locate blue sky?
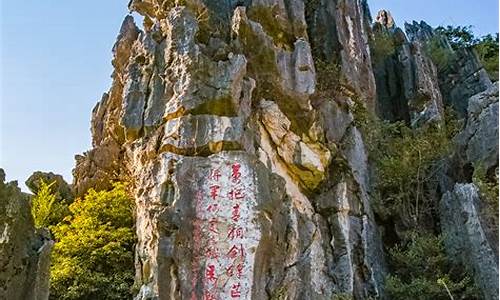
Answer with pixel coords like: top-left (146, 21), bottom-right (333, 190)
top-left (369, 0), bottom-right (499, 36)
top-left (1, 0), bottom-right (498, 190)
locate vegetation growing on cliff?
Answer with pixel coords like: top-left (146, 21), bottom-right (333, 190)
top-left (50, 183), bottom-right (135, 300)
top-left (371, 121), bottom-right (456, 228)
top-left (385, 233), bottom-right (480, 300)
top-left (472, 164), bottom-right (499, 234)
top-left (31, 179), bottom-right (70, 229)
top-left (370, 29), bottom-right (396, 65)
top-left (314, 58), bottom-right (343, 96)
top-left (474, 34), bottom-right (499, 81)
top-left (362, 107), bottom-right (481, 298)
top-left (435, 25), bottom-right (499, 80)
top-left (425, 36), bottom-right (456, 72)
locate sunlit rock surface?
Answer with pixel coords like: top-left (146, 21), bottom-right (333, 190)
top-left (0, 169), bottom-right (53, 300)
top-left (72, 2), bottom-right (497, 299)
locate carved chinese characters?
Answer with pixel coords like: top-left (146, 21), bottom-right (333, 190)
top-left (192, 157), bottom-right (260, 300)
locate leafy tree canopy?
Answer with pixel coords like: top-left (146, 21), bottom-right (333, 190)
top-left (50, 183), bottom-right (136, 300)
top-left (31, 179), bottom-right (70, 229)
top-left (435, 25), bottom-right (498, 80)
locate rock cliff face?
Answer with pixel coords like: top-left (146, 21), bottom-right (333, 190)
top-left (373, 10), bottom-right (444, 127)
top-left (0, 169), bottom-right (53, 300)
top-left (371, 12), bottom-right (498, 297)
top-left (440, 83), bottom-right (499, 300)
top-left (72, 2), bottom-right (497, 299)
top-left (74, 1), bottom-right (386, 299)
top-left (405, 21), bottom-right (492, 118)
top-left (441, 184), bottom-right (498, 300)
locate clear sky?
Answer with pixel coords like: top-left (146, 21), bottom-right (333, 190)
top-left (1, 0), bottom-right (498, 190)
top-left (369, 0), bottom-right (499, 36)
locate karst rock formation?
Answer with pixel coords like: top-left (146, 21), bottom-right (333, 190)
top-left (74, 1), bottom-right (387, 298)
top-left (0, 169), bottom-right (53, 300)
top-left (70, 2), bottom-right (498, 299)
top-left (2, 1), bottom-right (497, 300)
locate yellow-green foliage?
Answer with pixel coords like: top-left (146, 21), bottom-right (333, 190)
top-left (386, 233), bottom-right (480, 300)
top-left (31, 180), bottom-right (69, 229)
top-left (247, 6), bottom-right (295, 50)
top-left (331, 293), bottom-right (354, 300)
top-left (50, 183), bottom-right (135, 300)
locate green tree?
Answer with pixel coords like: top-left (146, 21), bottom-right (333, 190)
top-left (370, 28), bottom-right (397, 65)
top-left (386, 233), bottom-right (480, 300)
top-left (50, 183), bottom-right (136, 300)
top-left (371, 120), bottom-right (456, 229)
top-left (31, 179), bottom-right (69, 229)
top-left (435, 25), bottom-right (478, 49)
top-left (434, 25), bottom-right (498, 80)
top-left (426, 35), bottom-right (456, 72)
top-left (475, 34), bottom-right (499, 81)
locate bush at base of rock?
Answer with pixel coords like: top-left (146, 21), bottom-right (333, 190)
top-left (385, 233), bottom-right (480, 300)
top-left (50, 183), bottom-right (135, 300)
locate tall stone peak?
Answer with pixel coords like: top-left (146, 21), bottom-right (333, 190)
top-left (73, 1), bottom-right (387, 299)
top-left (404, 20), bottom-right (435, 42)
top-left (66, 1), bottom-right (498, 299)
top-left (375, 9), bottom-right (395, 29)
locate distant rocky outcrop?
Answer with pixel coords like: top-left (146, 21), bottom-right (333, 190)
top-left (0, 169), bottom-right (53, 300)
top-left (405, 21), bottom-right (492, 118)
top-left (373, 10), bottom-right (444, 127)
top-left (25, 171), bottom-right (73, 202)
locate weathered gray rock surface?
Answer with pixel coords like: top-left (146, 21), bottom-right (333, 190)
top-left (440, 82), bottom-right (499, 299)
top-left (73, 1), bottom-right (388, 299)
top-left (0, 169), bottom-right (53, 300)
top-left (456, 83), bottom-right (499, 172)
top-left (25, 171), bottom-right (73, 203)
top-left (441, 184), bottom-right (498, 300)
top-left (373, 10), bottom-right (444, 127)
top-left (405, 20), bottom-right (492, 117)
top-left (71, 2), bottom-right (497, 300)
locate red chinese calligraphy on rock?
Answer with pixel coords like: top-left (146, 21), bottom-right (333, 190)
top-left (204, 291), bottom-right (217, 300)
top-left (205, 264), bottom-right (218, 284)
top-left (208, 218), bottom-right (219, 234)
top-left (209, 185), bottom-right (220, 200)
top-left (205, 239), bottom-right (220, 259)
top-left (225, 263), bottom-right (244, 278)
top-left (226, 264), bottom-right (234, 277)
top-left (236, 263), bottom-right (244, 278)
top-left (227, 244), bottom-right (245, 259)
top-left (228, 188), bottom-right (245, 201)
top-left (230, 282), bottom-right (242, 298)
top-left (227, 225), bottom-right (244, 240)
top-left (207, 203), bottom-right (219, 213)
top-left (231, 163), bottom-right (242, 183)
top-left (231, 204), bottom-right (241, 222)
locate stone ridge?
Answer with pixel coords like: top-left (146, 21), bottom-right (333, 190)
top-left (0, 169), bottom-right (53, 300)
